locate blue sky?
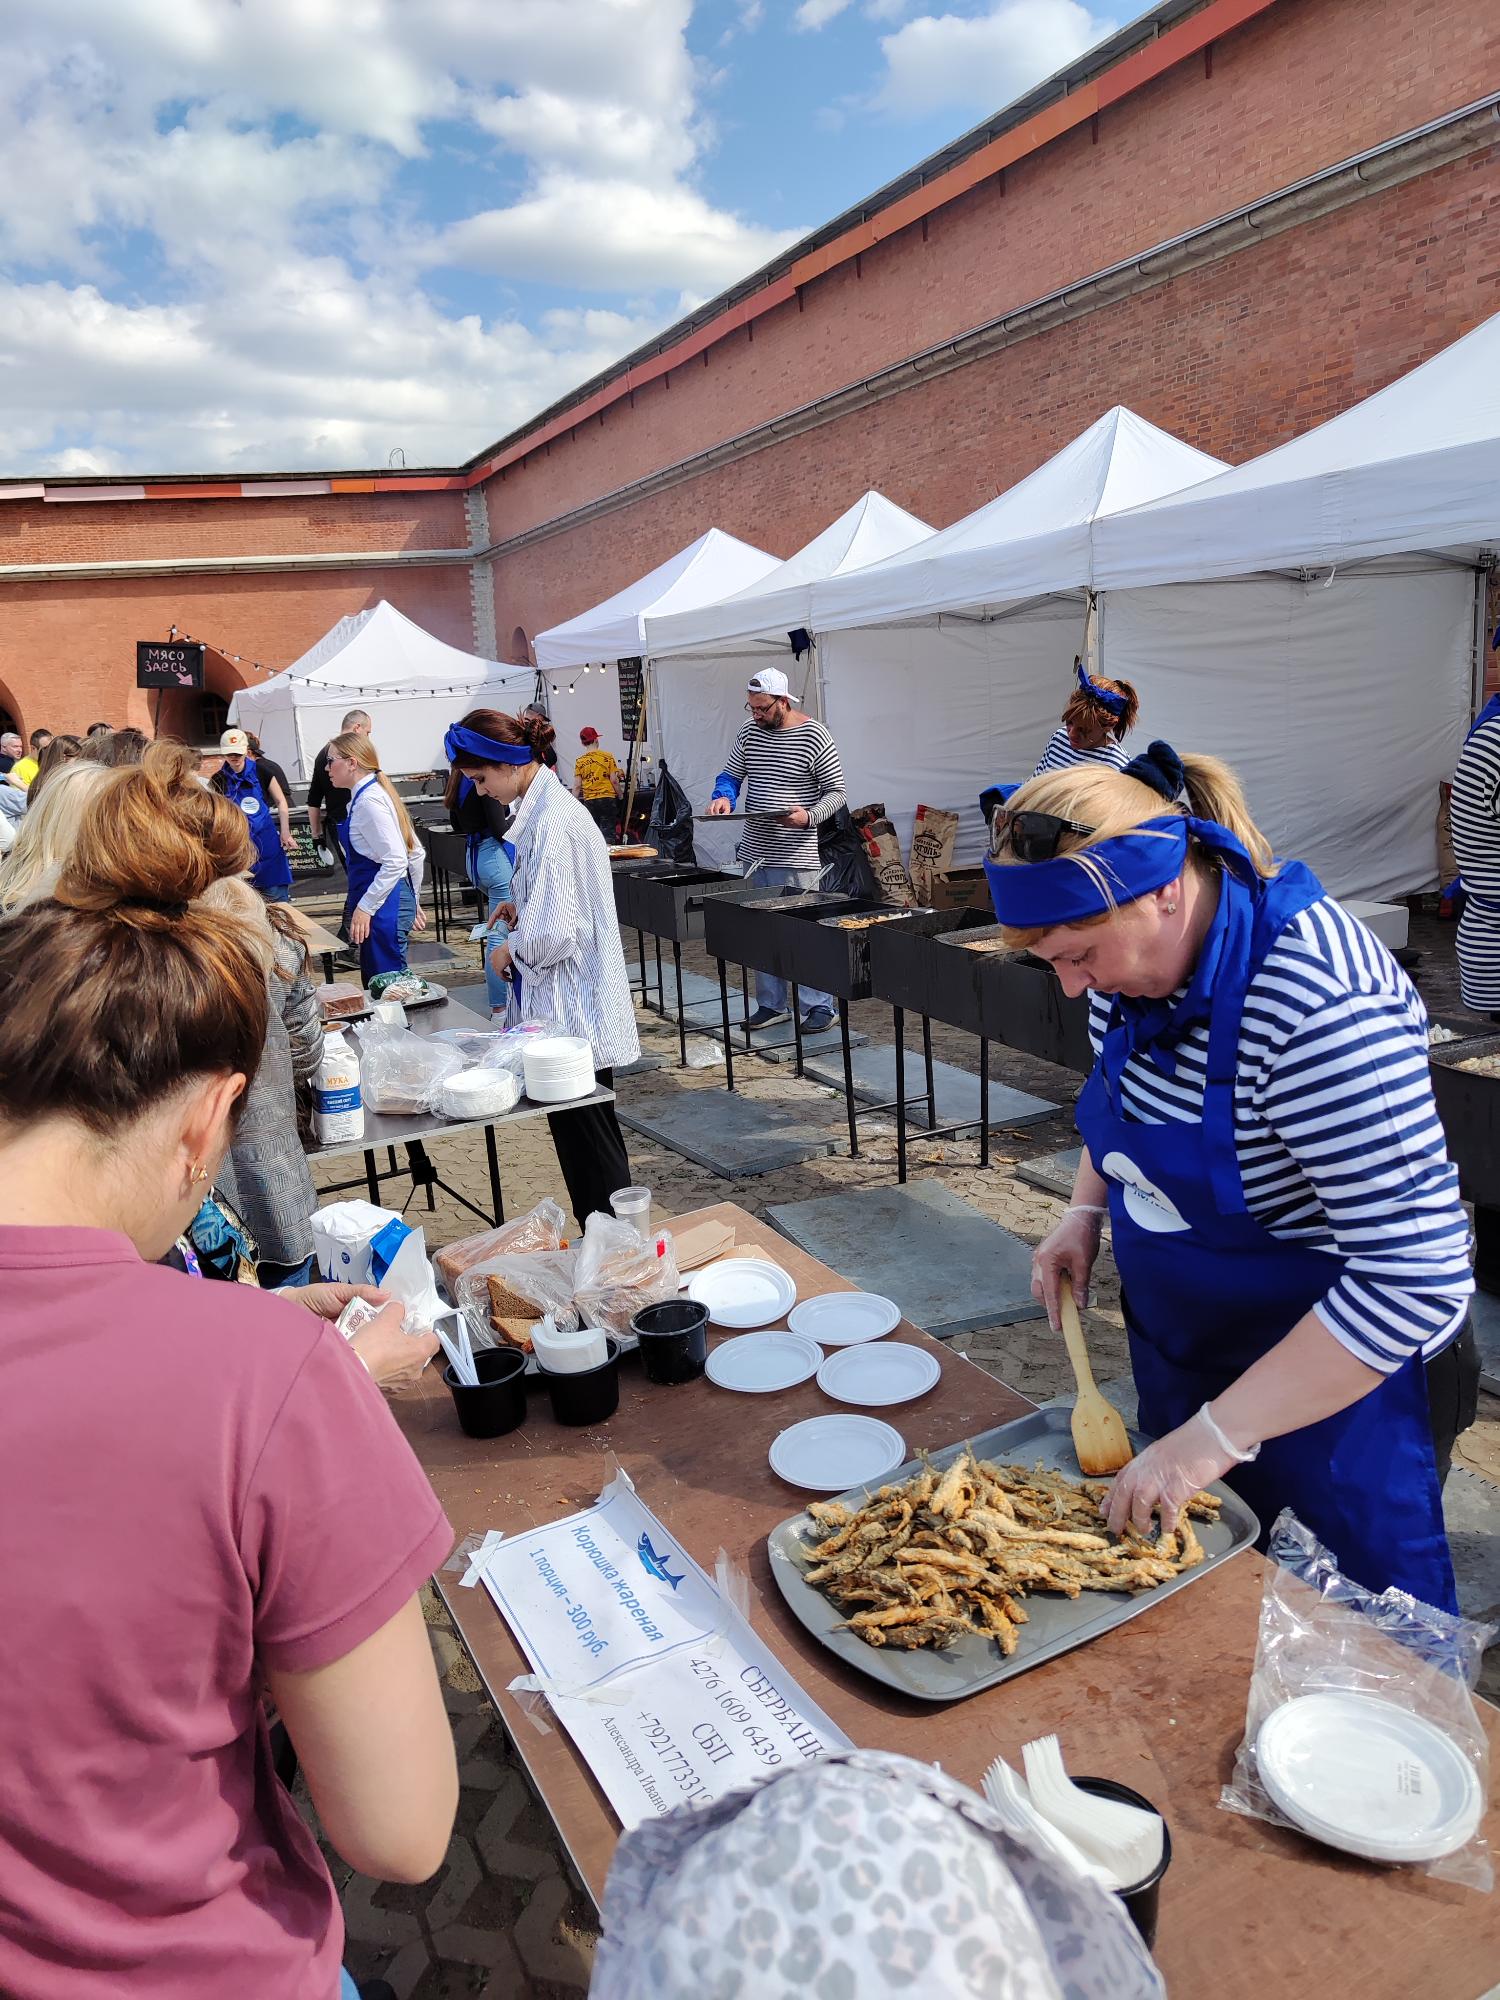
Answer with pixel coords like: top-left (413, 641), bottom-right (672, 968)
top-left (0, 1), bottom-right (1134, 474)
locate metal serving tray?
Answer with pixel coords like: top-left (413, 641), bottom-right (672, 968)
top-left (767, 1406), bottom-right (1258, 1703)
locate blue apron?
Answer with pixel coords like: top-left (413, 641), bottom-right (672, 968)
top-left (339, 776), bottom-right (406, 982)
top-left (1075, 861), bottom-right (1456, 1612)
top-left (219, 759), bottom-right (291, 895)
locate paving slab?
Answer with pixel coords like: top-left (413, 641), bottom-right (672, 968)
top-left (656, 968), bottom-right (751, 1021)
top-left (618, 1086), bottom-right (844, 1178)
top-left (1445, 1466), bottom-right (1500, 1626)
top-left (767, 1178), bottom-right (1045, 1339)
top-left (1469, 1286), bottom-right (1500, 1396)
top-left (1014, 1147), bottom-right (1084, 1199)
top-left (755, 1025), bottom-right (867, 1062)
top-left (801, 1044), bottom-right (1055, 1130)
top-left (615, 1053), bottom-right (666, 1078)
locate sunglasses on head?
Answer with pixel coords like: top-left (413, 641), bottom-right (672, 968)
top-left (990, 806), bottom-right (1096, 863)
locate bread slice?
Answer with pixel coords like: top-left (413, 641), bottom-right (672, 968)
top-left (493, 1316), bottom-right (537, 1354)
top-left (487, 1273), bottom-right (540, 1321)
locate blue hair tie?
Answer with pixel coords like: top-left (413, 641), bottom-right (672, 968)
top-left (1074, 658), bottom-right (1129, 718)
top-left (985, 814), bottom-right (1261, 929)
top-left (444, 722), bottom-right (534, 766)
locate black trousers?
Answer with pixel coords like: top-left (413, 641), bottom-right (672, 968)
top-left (548, 1068), bottom-right (633, 1229)
top-left (1427, 1318), bottom-right (1481, 1484)
top-left (584, 795), bottom-right (620, 840)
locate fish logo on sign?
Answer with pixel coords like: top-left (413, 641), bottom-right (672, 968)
top-left (1099, 1151), bottom-right (1190, 1234)
top-left (637, 1533), bottom-right (686, 1590)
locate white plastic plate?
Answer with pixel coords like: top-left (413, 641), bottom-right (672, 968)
top-left (687, 1258), bottom-right (797, 1328)
top-left (706, 1330), bottom-right (824, 1394)
top-left (768, 1414), bottom-right (906, 1492)
top-left (787, 1291), bottom-right (901, 1347)
top-left (816, 1341), bottom-right (940, 1408)
top-left (1255, 1693), bottom-right (1484, 1864)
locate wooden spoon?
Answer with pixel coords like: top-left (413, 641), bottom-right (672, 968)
top-left (1058, 1285), bottom-right (1133, 1477)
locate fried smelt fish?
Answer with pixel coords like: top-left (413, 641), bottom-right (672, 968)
top-left (801, 1447), bottom-right (1213, 1657)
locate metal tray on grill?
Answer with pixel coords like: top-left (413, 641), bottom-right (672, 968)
top-left (767, 1406), bottom-right (1258, 1702)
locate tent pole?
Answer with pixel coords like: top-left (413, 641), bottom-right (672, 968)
top-left (1471, 565), bottom-right (1491, 723)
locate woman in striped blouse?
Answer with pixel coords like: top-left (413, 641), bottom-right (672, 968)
top-left (1028, 662), bottom-right (1139, 780)
top-left (989, 742), bottom-right (1476, 1611)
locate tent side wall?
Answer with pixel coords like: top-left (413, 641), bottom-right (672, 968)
top-left (1102, 565), bottom-right (1475, 900)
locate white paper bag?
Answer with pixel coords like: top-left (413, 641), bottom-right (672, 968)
top-left (310, 1199), bottom-right (402, 1284)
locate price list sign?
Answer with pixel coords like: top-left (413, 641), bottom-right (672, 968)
top-left (617, 656), bottom-right (645, 740)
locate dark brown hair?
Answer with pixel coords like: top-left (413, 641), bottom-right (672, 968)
top-left (81, 726), bottom-right (151, 768)
top-left (450, 706), bottom-right (554, 769)
top-left (26, 733), bottom-right (83, 801)
top-left (1061, 673), bottom-right (1139, 742)
top-left (0, 763), bottom-right (268, 1134)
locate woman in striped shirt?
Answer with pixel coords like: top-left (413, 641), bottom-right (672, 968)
top-left (1028, 662), bottom-right (1139, 780)
top-left (987, 742), bottom-right (1476, 1610)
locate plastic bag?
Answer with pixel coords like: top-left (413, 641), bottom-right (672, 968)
top-left (431, 1027), bottom-right (507, 1064)
top-left (455, 1247), bottom-right (580, 1331)
top-left (817, 803), bottom-right (880, 903)
top-left (647, 758), bottom-right (697, 864)
top-left (360, 1023), bottom-right (464, 1114)
top-left (1222, 1508), bottom-right (1495, 1890)
top-left (572, 1211), bottom-right (679, 1335)
top-left (432, 1198), bottom-right (568, 1296)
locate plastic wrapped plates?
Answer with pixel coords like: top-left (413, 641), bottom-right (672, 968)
top-left (521, 1036), bottom-right (596, 1103)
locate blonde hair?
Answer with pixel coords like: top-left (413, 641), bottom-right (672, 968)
top-left (0, 761), bottom-right (115, 914)
top-left (330, 731), bottom-right (418, 852)
top-left (994, 753), bottom-right (1275, 948)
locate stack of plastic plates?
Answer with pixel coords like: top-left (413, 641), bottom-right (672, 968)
top-left (1254, 1693), bottom-right (1484, 1864)
top-left (521, 1036), bottom-right (596, 1103)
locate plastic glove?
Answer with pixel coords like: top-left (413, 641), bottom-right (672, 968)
top-left (349, 1303), bottom-right (441, 1394)
top-left (1104, 1408), bottom-right (1241, 1537)
top-left (1030, 1207), bottom-right (1104, 1329)
top-left (284, 1279), bottom-right (396, 1322)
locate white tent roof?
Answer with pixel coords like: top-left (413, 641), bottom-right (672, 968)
top-left (809, 407), bottom-right (1226, 633)
top-left (533, 527), bottom-right (778, 670)
top-left (1095, 310), bottom-right (1500, 587)
top-left (644, 492), bottom-right (933, 657)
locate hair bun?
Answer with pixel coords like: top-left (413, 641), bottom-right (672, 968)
top-left (1123, 740), bottom-right (1186, 802)
top-left (522, 710), bottom-right (556, 756)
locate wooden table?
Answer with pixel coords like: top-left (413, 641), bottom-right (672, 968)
top-left (284, 900), bottom-right (347, 983)
top-left (390, 1202), bottom-right (1500, 1999)
top-left (306, 993), bottom-right (614, 1225)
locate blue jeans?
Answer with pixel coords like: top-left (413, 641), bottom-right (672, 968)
top-left (397, 878), bottom-right (416, 970)
top-left (747, 863), bottom-right (833, 1017)
top-left (339, 1970), bottom-right (360, 2000)
top-left (472, 835), bottom-right (514, 1014)
top-left (261, 883), bottom-right (291, 904)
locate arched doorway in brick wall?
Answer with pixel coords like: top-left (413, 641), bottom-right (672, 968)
top-left (0, 674), bottom-right (23, 741)
top-left (509, 626), bottom-right (531, 665)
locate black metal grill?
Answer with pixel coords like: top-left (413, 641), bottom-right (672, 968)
top-left (1430, 1035), bottom-right (1500, 1208)
top-left (627, 868), bottom-right (764, 945)
top-left (703, 889), bottom-right (876, 995)
top-left (868, 915), bottom-right (1092, 1072)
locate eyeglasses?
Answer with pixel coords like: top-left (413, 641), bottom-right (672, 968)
top-left (990, 806), bottom-right (1096, 863)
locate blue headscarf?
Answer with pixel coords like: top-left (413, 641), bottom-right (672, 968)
top-left (444, 722), bottom-right (534, 767)
top-left (984, 814), bottom-right (1267, 931)
top-left (1074, 657), bottom-right (1128, 718)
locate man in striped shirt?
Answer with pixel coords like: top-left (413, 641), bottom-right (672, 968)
top-left (707, 668), bottom-right (847, 1032)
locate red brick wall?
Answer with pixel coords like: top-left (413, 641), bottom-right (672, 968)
top-left (489, 142), bottom-right (1500, 644)
top-left (0, 566), bottom-right (474, 740)
top-left (0, 489), bottom-right (466, 566)
top-left (482, 0), bottom-right (1500, 545)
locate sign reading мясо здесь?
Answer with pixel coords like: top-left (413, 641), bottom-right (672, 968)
top-left (136, 640), bottom-right (205, 690)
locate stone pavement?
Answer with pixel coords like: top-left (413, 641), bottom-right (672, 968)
top-left (299, 908), bottom-right (1500, 1997)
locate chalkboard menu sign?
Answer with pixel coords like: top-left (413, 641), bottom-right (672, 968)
top-left (136, 640), bottom-right (205, 690)
top-left (617, 656), bottom-right (645, 740)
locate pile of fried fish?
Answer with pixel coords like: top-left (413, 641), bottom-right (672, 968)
top-left (798, 1448), bottom-right (1220, 1655)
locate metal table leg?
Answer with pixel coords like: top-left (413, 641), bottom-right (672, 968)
top-left (791, 981), bottom-right (804, 1077)
top-left (363, 1149), bottom-right (380, 1203)
top-left (654, 938), bottom-right (664, 1014)
top-left (637, 928), bottom-right (647, 1001)
top-left (922, 1013), bottom-right (936, 1132)
top-left (718, 959), bottom-right (736, 1092)
top-left (979, 1034), bottom-right (991, 1169)
top-left (893, 1006), bottom-right (907, 1185)
top-left (673, 941), bottom-right (688, 1067)
top-left (839, 999), bottom-right (858, 1157)
top-left (740, 965), bottom-right (753, 1052)
top-left (485, 1122), bottom-right (504, 1225)
top-left (321, 949), bottom-right (335, 984)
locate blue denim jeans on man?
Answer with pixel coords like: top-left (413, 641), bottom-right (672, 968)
top-left (746, 863), bottom-right (833, 1016)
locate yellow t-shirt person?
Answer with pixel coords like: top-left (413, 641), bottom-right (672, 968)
top-left (8, 756), bottom-right (38, 788)
top-left (575, 748), bottom-right (620, 803)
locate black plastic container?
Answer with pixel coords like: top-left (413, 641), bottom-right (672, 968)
top-left (631, 1298), bottom-right (709, 1385)
top-left (544, 1335), bottom-right (622, 1427)
top-left (1075, 1776), bottom-right (1171, 1950)
top-left (444, 1346), bottom-right (528, 1440)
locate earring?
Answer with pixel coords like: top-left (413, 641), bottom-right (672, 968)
top-left (191, 1163), bottom-right (210, 1185)
top-left (1165, 901), bottom-right (1178, 915)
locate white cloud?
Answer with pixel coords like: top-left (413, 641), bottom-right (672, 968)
top-left (876, 1), bottom-right (1117, 116)
top-left (795, 0), bottom-right (856, 25)
top-left (0, 0), bottom-right (806, 471)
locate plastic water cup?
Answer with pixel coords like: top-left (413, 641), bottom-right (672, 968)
top-left (609, 1186), bottom-right (654, 1241)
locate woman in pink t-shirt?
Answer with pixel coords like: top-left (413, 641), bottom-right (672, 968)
top-left (0, 765), bottom-right (458, 1999)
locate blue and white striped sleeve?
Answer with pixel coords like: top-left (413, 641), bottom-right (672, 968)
top-left (1255, 992), bottom-right (1473, 1371)
top-left (512, 822), bottom-right (582, 971)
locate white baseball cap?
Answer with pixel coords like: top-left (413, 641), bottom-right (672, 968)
top-left (219, 727), bottom-right (249, 755)
top-left (746, 668), bottom-right (789, 699)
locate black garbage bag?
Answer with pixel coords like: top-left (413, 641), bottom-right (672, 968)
top-left (647, 759), bottom-right (697, 864)
top-left (818, 804), bottom-right (879, 901)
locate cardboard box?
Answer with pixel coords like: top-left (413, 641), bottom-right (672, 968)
top-left (928, 865), bottom-right (993, 913)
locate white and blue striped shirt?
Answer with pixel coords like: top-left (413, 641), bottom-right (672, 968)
top-left (1030, 728), bottom-right (1130, 782)
top-left (1087, 896), bottom-right (1471, 1374)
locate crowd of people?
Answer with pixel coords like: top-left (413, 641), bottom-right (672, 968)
top-left (0, 658), bottom-right (1487, 1994)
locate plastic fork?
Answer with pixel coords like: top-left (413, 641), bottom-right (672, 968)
top-left (980, 1755), bottom-right (1112, 1886)
top-left (1021, 1734), bottom-right (1164, 1888)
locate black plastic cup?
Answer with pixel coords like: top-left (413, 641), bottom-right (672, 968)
top-left (631, 1298), bottom-right (710, 1385)
top-left (444, 1346), bottom-right (528, 1439)
top-left (545, 1335), bottom-right (621, 1427)
top-left (1075, 1777), bottom-right (1171, 1950)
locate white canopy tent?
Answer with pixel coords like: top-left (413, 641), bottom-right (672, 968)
top-left (533, 528), bottom-right (778, 790)
top-left (1094, 307), bottom-right (1500, 585)
top-left (801, 402), bottom-right (1477, 898)
top-left (228, 601), bottom-right (533, 781)
top-left (803, 410), bottom-right (1226, 869)
top-left (642, 494), bottom-right (933, 867)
